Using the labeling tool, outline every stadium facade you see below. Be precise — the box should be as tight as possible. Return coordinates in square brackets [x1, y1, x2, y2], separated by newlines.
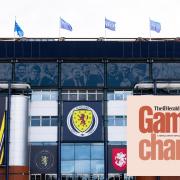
[0, 38, 180, 180]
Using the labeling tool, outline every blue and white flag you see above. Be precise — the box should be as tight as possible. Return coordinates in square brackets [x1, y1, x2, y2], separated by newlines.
[105, 18, 116, 31]
[150, 19, 161, 33]
[60, 18, 72, 31]
[14, 20, 24, 37]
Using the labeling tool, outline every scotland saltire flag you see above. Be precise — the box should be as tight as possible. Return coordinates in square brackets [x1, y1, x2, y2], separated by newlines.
[150, 19, 161, 33]
[105, 18, 116, 31]
[14, 21, 24, 37]
[60, 18, 72, 31]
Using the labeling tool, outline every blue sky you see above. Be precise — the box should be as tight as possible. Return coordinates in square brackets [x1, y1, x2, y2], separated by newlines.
[0, 0, 179, 38]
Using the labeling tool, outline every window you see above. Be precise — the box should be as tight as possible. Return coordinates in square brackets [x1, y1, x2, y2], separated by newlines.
[61, 90, 103, 101]
[107, 116, 127, 126]
[61, 143, 104, 174]
[42, 116, 50, 126]
[75, 144, 90, 160]
[31, 116, 40, 126]
[30, 116, 58, 127]
[31, 90, 58, 101]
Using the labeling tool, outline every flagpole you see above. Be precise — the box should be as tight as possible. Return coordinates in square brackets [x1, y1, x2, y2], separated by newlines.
[149, 17, 152, 41]
[104, 17, 107, 40]
[59, 17, 61, 40]
[14, 16, 16, 40]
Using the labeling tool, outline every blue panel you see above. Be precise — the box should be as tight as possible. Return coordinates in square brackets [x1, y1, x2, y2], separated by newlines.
[61, 144, 74, 160]
[132, 42, 141, 58]
[15, 42, 23, 57]
[0, 63, 12, 80]
[174, 42, 180, 57]
[62, 101, 103, 142]
[107, 63, 149, 87]
[22, 42, 32, 58]
[0, 42, 6, 58]
[6, 42, 14, 58]
[75, 144, 90, 160]
[153, 63, 180, 79]
[149, 41, 158, 57]
[104, 42, 124, 57]
[62, 63, 104, 87]
[15, 63, 58, 86]
[31, 42, 40, 58]
[157, 42, 166, 58]
[165, 41, 174, 58]
[141, 42, 149, 58]
[124, 42, 133, 58]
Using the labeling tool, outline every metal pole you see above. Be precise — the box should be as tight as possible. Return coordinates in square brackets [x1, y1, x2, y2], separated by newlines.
[57, 61, 62, 180]
[104, 60, 108, 180]
[153, 80, 160, 180]
[5, 82, 11, 180]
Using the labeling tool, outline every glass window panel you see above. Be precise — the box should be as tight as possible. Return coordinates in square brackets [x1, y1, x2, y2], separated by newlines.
[42, 91, 51, 100]
[30, 175, 35, 180]
[51, 116, 58, 126]
[124, 91, 133, 100]
[36, 175, 41, 180]
[79, 90, 86, 93]
[107, 93, 114, 100]
[31, 116, 40, 121]
[42, 116, 50, 126]
[114, 92, 123, 100]
[0, 63, 12, 81]
[15, 63, 58, 86]
[91, 160, 104, 173]
[88, 94, 96, 101]
[61, 145, 74, 160]
[62, 63, 104, 87]
[107, 63, 149, 87]
[51, 91, 58, 101]
[61, 161, 74, 174]
[75, 160, 90, 174]
[97, 94, 103, 101]
[62, 94, 68, 101]
[108, 116, 115, 126]
[153, 63, 180, 79]
[31, 91, 42, 101]
[31, 119, 40, 126]
[75, 144, 90, 160]
[69, 94, 77, 101]
[79, 93, 86, 100]
[91, 145, 104, 160]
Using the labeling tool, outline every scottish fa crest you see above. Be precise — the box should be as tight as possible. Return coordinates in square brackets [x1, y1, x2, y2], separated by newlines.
[67, 105, 98, 137]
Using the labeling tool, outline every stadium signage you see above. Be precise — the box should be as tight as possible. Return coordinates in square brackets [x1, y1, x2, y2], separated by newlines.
[67, 105, 98, 137]
[62, 101, 103, 142]
[128, 96, 180, 176]
[108, 145, 127, 173]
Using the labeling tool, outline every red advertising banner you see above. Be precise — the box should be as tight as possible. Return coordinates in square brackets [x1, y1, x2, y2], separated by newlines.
[108, 145, 127, 173]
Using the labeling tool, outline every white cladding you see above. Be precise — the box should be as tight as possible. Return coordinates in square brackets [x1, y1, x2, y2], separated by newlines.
[108, 100, 127, 141]
[29, 127, 57, 142]
[29, 101, 58, 142]
[9, 95, 29, 166]
[107, 101, 127, 116]
[30, 101, 58, 116]
[108, 126, 127, 141]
